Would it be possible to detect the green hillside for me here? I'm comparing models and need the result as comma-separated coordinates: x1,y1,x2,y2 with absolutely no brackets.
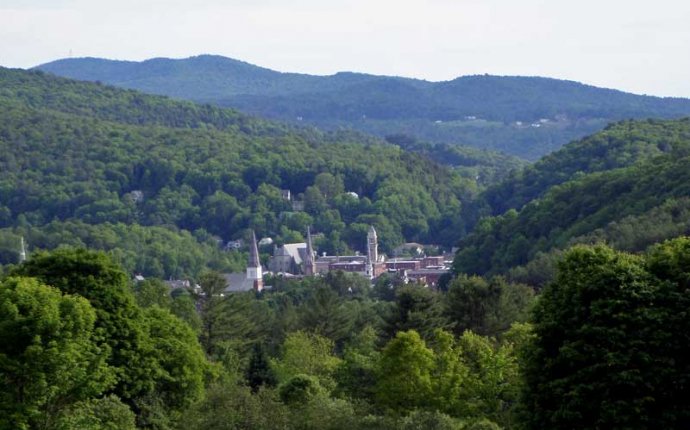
36,55,690,159
453,118,690,283
0,67,506,277
482,119,690,214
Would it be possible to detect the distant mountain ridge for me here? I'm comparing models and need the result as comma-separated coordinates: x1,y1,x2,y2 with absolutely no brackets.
36,54,690,159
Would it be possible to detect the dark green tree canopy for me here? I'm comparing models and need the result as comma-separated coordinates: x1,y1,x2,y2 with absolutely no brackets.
521,242,690,429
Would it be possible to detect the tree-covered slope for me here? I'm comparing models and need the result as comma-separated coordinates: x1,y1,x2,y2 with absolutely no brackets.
482,119,690,214
0,67,489,276
36,55,690,159
453,118,690,281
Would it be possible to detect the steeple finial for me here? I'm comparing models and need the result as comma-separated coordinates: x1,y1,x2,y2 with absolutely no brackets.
249,230,260,268
247,231,263,291
19,237,27,263
305,226,316,276
366,226,378,279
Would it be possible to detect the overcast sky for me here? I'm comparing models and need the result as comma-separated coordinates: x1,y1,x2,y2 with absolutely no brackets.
1,0,689,97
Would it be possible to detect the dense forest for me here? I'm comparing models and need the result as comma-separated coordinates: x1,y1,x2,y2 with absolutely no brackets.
2,241,688,429
0,67,519,277
36,55,690,159
454,118,690,285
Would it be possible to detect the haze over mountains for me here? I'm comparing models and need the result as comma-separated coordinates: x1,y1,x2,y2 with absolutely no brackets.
37,54,690,160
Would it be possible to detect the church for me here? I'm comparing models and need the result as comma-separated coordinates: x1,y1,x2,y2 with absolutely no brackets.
223,231,264,293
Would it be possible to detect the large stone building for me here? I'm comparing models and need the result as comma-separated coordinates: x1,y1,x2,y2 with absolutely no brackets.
268,242,307,274
267,227,317,275
314,225,386,280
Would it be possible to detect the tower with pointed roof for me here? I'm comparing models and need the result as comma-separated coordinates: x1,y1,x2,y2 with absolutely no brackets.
304,226,316,276
366,225,378,279
19,237,27,263
247,231,263,291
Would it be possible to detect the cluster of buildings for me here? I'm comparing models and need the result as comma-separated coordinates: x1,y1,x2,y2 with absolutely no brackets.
222,225,451,293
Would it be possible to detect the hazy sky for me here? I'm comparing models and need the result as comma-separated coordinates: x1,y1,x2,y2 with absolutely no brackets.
2,0,689,97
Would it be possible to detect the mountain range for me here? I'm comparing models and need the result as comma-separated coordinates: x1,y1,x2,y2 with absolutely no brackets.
36,54,690,160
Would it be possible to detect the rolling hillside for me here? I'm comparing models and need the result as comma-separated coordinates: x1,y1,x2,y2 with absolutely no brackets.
0,67,507,277
453,118,690,285
37,55,690,159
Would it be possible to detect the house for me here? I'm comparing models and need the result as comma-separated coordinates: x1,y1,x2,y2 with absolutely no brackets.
225,239,243,251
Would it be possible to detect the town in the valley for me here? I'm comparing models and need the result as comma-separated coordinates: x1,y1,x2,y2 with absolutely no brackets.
160,225,452,295
223,226,452,292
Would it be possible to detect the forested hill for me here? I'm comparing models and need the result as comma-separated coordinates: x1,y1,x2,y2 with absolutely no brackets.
482,119,690,215
36,54,690,159
0,67,494,278
453,118,690,285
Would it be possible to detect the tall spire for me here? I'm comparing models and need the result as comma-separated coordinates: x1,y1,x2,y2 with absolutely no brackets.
304,226,316,276
366,225,378,279
249,230,260,268
19,237,27,263
247,230,263,291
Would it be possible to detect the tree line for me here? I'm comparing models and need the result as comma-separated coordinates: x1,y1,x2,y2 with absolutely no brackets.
2,239,688,429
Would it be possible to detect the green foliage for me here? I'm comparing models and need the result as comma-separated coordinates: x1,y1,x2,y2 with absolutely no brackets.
428,330,468,415
169,292,202,334
334,326,380,400
297,285,355,344
445,276,534,337
456,331,519,426
11,249,155,402
482,118,690,214
397,410,465,430
0,221,244,278
55,395,137,430
202,289,273,362
384,284,452,340
0,250,536,428
135,278,173,309
455,119,690,283
521,243,690,429
0,66,472,260
278,374,324,404
10,249,212,427
177,383,290,430
284,391,360,430
246,344,277,392
464,418,502,430
0,277,115,430
271,331,342,391
375,330,435,412
142,307,209,414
